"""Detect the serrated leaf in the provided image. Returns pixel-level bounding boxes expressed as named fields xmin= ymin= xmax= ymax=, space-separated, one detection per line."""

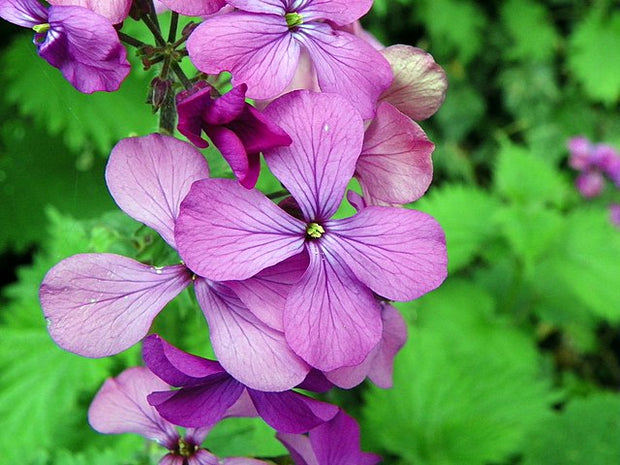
xmin=568 ymin=9 xmax=620 ymax=104
xmin=364 ymin=280 xmax=554 ymax=465
xmin=522 ymin=394 xmax=620 ymax=465
xmin=1 ymin=35 xmax=157 ymax=156
xmin=435 ymin=81 xmax=486 ymax=141
xmin=494 ymin=140 xmax=571 ymax=207
xmin=415 ymin=184 xmax=501 ymax=272
xmin=501 ymin=0 xmax=559 ymax=62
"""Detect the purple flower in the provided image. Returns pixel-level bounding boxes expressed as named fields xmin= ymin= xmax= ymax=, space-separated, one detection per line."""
xmin=575 ymin=170 xmax=605 ymax=198
xmin=158 ymin=0 xmax=226 ymax=15
xmin=46 ymin=0 xmax=132 ymax=24
xmin=277 ymin=409 xmax=381 ymax=465
xmin=186 ymin=0 xmax=393 ymax=119
xmin=143 ymin=334 xmax=339 ymax=433
xmin=177 ymin=81 xmax=292 ymax=188
xmin=88 ymin=366 xmax=268 ymax=465
xmin=174 ymin=90 xmax=447 ymax=371
xmin=0 ymin=0 xmax=130 ymax=93
xmin=568 ymin=136 xmax=593 ymax=171
xmin=40 ymin=134 xmax=309 ymax=391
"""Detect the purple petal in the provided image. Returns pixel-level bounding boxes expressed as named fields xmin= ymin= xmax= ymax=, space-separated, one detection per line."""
xmin=39 ymin=6 xmax=130 ymax=93
xmin=366 ymin=302 xmax=407 ymax=388
xmin=177 ymin=82 xmax=216 ymax=149
xmin=187 ymin=12 xmax=298 ymax=100
xmin=105 ymin=134 xmax=210 ymax=249
xmin=323 ymin=206 xmax=448 ymax=301
xmin=357 ymin=102 xmax=434 ymax=205
xmin=299 ymin=0 xmax=372 ymax=25
xmin=40 ymin=254 xmax=191 ymax=357
xmin=227 ymin=0 xmax=285 ymax=15
xmin=88 ymin=367 xmax=179 ymax=447
xmin=248 ymin=389 xmax=338 ymax=434
xmin=0 ymin=0 xmax=47 ymax=27
xmin=142 ymin=334 xmax=226 ymax=386
xmin=47 ymin=0 xmax=131 ymax=24
xmin=275 ymin=433 xmax=316 ymax=465
xmin=187 ymin=450 xmax=220 ymax=465
xmin=194 ymin=279 xmax=310 ymax=391
xmin=175 ymin=178 xmax=306 ymax=280
xmin=205 ymin=125 xmax=257 ymax=188
xmin=148 ymin=376 xmax=244 ymax=428
xmin=202 ymin=84 xmax=246 ymax=125
xmin=225 ymin=251 xmax=309 ymax=331
xmin=228 ymin=105 xmax=293 ymax=156
xmin=158 ymin=0 xmax=225 ymax=15
xmin=298 ymin=26 xmax=392 ymax=119
xmin=284 ymin=242 xmax=382 ymax=371
xmin=381 ymin=45 xmax=447 ymax=120
xmin=263 ymin=90 xmax=364 ymax=221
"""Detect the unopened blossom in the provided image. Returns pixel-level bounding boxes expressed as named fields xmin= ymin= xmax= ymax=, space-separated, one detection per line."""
xmin=175 ymin=91 xmax=447 ymax=371
xmin=0 ymin=0 xmax=130 ymax=93
xmin=144 ymin=334 xmax=339 ymax=433
xmin=89 ymin=366 xmax=268 ymax=465
xmin=277 ymin=409 xmax=381 ymax=465
xmin=40 ymin=134 xmax=308 ymax=391
xmin=187 ymin=0 xmax=392 ymax=118
xmin=177 ymin=81 xmax=292 ymax=188
xmin=46 ymin=0 xmax=132 ymax=24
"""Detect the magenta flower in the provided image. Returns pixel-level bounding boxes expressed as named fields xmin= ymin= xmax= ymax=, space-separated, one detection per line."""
xmin=177 ymin=81 xmax=292 ymax=188
xmin=0 ymin=0 xmax=130 ymax=93
xmin=158 ymin=0 xmax=226 ymax=15
xmin=46 ymin=0 xmax=132 ymax=24
xmin=143 ymin=334 xmax=339 ymax=433
xmin=175 ymin=91 xmax=447 ymax=371
xmin=186 ymin=0 xmax=392 ymax=118
xmin=40 ymin=134 xmax=309 ymax=391
xmin=89 ymin=366 xmax=268 ymax=465
xmin=277 ymin=409 xmax=381 ymax=465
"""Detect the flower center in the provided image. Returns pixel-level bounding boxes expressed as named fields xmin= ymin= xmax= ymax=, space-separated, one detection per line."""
xmin=175 ymin=438 xmax=197 ymax=457
xmin=285 ymin=12 xmax=303 ymax=29
xmin=306 ymin=222 xmax=325 ymax=239
xmin=32 ymin=23 xmax=50 ymax=34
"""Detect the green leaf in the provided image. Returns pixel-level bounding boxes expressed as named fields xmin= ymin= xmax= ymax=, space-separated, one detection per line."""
xmin=493 ymin=140 xmax=571 ymax=208
xmin=363 ymin=280 xmax=554 ymax=465
xmin=435 ymin=80 xmax=486 ymax=142
xmin=522 ymin=394 xmax=620 ymax=465
xmin=568 ymin=9 xmax=620 ymax=104
xmin=1 ymin=35 xmax=157 ymax=156
xmin=501 ymin=0 xmax=559 ymax=62
xmin=206 ymin=417 xmax=286 ymax=458
xmin=414 ymin=184 xmax=501 ymax=272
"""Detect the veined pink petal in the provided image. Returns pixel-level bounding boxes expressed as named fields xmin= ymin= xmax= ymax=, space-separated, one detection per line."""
xmin=263 ymin=90 xmax=364 ymax=221
xmin=194 ymin=279 xmax=309 ymax=391
xmin=284 ymin=243 xmax=382 ymax=371
xmin=40 ymin=254 xmax=191 ymax=357
xmin=0 ymin=0 xmax=48 ymax=27
xmin=105 ymin=134 xmax=210 ymax=249
xmin=298 ymin=26 xmax=392 ymax=119
xmin=323 ymin=206 xmax=447 ymax=301
xmin=47 ymin=0 xmax=131 ymax=24
xmin=367 ymin=302 xmax=407 ymax=388
xmin=187 ymin=12 xmax=299 ymax=100
xmin=88 ymin=367 xmax=179 ymax=446
xmin=299 ymin=0 xmax=372 ymax=25
xmin=381 ymin=45 xmax=448 ymax=120
xmin=185 ymin=451 xmax=220 ymax=465
xmin=357 ymin=102 xmax=434 ymax=205
xmin=227 ymin=0 xmax=285 ymax=15
xmin=221 ymin=458 xmax=272 ymax=465
xmin=158 ymin=0 xmax=226 ymax=15
xmin=175 ymin=178 xmax=306 ymax=281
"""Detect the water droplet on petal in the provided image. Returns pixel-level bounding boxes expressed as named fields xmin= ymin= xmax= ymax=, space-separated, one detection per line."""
xmin=323 ymin=124 xmax=330 ymax=132
xmin=89 ymin=298 xmax=97 ymax=304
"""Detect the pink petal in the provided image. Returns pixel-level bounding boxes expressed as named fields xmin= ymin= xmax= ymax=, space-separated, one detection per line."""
xmin=284 ymin=242 xmax=382 ymax=371
xmin=194 ymin=279 xmax=309 ymax=391
xmin=40 ymin=254 xmax=191 ymax=357
xmin=299 ymin=26 xmax=392 ymax=119
xmin=187 ymin=12 xmax=299 ymax=100
xmin=175 ymin=178 xmax=306 ymax=281
xmin=275 ymin=433 xmax=317 ymax=465
xmin=158 ymin=0 xmax=226 ymax=15
xmin=0 ymin=0 xmax=47 ymax=27
xmin=106 ymin=134 xmax=210 ymax=249
xmin=47 ymin=0 xmax=131 ymax=24
xmin=367 ymin=302 xmax=407 ymax=388
xmin=227 ymin=0 xmax=285 ymax=15
xmin=381 ymin=45 xmax=448 ymax=120
xmin=263 ymin=90 xmax=365 ymax=221
xmin=324 ymin=206 xmax=448 ymax=301
xmin=357 ymin=102 xmax=434 ymax=205
xmin=299 ymin=0 xmax=372 ymax=25
xmin=88 ymin=367 xmax=179 ymax=445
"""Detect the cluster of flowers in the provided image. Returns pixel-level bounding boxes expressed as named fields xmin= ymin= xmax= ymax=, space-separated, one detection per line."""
xmin=568 ymin=136 xmax=620 ymax=226
xmin=2 ymin=0 xmax=449 ymax=462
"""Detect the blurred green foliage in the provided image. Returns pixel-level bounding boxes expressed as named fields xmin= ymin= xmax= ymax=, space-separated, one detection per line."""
xmin=1 ymin=1 xmax=619 ymax=465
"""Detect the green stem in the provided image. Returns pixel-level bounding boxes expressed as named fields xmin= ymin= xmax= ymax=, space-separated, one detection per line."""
xmin=168 ymin=11 xmax=179 ymax=43
xmin=118 ymin=31 xmax=147 ymax=48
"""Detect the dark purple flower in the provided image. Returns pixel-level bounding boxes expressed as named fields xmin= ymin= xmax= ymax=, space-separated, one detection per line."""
xmin=186 ymin=0 xmax=392 ymax=119
xmin=277 ymin=409 xmax=381 ymax=465
xmin=174 ymin=90 xmax=447 ymax=372
xmin=177 ymin=81 xmax=292 ymax=188
xmin=88 ymin=366 xmax=268 ymax=465
xmin=0 ymin=0 xmax=130 ymax=93
xmin=143 ymin=334 xmax=339 ymax=434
